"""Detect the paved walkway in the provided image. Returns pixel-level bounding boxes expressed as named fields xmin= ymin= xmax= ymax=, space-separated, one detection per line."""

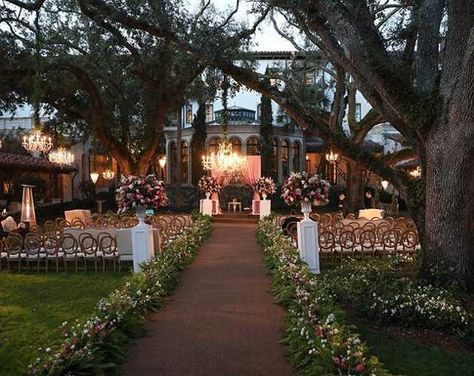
xmin=123 ymin=222 xmax=293 ymax=376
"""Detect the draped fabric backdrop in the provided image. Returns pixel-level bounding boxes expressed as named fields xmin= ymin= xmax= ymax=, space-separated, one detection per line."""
xmin=243 ymin=156 xmax=261 ymax=186
xmin=211 ymin=156 xmax=261 ymax=187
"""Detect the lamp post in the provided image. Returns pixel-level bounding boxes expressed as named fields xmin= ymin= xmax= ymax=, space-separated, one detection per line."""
xmin=325 ymin=150 xmax=339 ymax=184
xmin=20 ymin=184 xmax=36 ymax=227
xmin=159 ymin=155 xmax=167 ymax=182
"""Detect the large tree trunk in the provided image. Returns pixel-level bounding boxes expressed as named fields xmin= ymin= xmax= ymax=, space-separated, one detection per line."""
xmin=345 ymin=158 xmax=365 ymax=211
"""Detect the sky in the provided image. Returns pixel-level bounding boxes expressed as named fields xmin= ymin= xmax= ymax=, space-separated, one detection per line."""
xmin=186 ymin=0 xmax=296 ymax=51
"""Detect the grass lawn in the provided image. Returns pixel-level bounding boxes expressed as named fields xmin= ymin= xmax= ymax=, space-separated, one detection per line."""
xmin=0 ymin=272 xmax=128 ymax=375
xmin=358 ymin=324 xmax=474 ymax=376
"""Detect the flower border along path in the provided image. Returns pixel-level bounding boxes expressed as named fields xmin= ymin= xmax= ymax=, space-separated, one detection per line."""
xmin=28 ymin=214 xmax=212 ymax=376
xmin=257 ymin=218 xmax=389 ymax=376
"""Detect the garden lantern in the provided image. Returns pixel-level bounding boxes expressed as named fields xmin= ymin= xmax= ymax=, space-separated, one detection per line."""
xmin=90 ymin=172 xmax=99 ymax=184
xmin=381 ymin=180 xmax=389 ymax=190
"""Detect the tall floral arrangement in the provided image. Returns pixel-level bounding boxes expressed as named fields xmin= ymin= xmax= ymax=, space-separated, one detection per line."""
xmin=281 ymin=172 xmax=330 ymax=206
xmin=252 ymin=177 xmax=276 ymax=196
xmin=116 ymin=174 xmax=167 ymax=213
xmin=197 ymin=175 xmax=221 ymax=194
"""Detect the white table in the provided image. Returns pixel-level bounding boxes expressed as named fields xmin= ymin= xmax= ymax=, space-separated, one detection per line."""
xmin=359 ymin=208 xmax=385 ymax=219
xmin=228 ymin=202 xmax=242 ymax=212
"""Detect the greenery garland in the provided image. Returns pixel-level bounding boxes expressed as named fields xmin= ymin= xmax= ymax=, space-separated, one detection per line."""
xmin=257 ymin=218 xmax=389 ymax=375
xmin=28 ymin=214 xmax=212 ymax=375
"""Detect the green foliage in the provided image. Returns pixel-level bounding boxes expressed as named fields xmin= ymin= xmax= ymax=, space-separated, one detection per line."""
xmin=319 ymin=258 xmax=474 ymax=344
xmin=0 ymin=272 xmax=127 ymax=376
xmin=257 ymin=219 xmax=389 ymax=375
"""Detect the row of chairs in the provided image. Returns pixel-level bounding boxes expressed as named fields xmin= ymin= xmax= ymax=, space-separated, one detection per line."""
xmin=0 ymin=232 xmax=119 ymax=273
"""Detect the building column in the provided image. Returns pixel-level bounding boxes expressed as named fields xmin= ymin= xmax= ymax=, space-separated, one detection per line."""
xmin=277 ymin=138 xmax=283 ymax=184
xmin=288 ymin=140 xmax=294 ymax=174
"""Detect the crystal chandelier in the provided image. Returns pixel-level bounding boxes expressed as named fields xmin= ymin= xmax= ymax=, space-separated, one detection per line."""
xmin=102 ymin=169 xmax=115 ymax=181
xmin=202 ymin=138 xmax=247 ymax=175
xmin=49 ymin=147 xmax=74 ymax=166
xmin=325 ymin=150 xmax=339 ymax=163
xmin=22 ymin=129 xmax=53 ymax=155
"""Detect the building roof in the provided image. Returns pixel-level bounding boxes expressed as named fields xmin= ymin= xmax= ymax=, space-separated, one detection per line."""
xmin=0 ymin=151 xmax=76 ymax=174
xmin=214 ymin=105 xmax=256 ymax=113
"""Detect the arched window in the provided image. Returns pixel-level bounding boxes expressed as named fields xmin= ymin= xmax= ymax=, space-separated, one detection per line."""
xmin=282 ymin=139 xmax=290 ymax=178
xmin=246 ymin=137 xmax=261 ymax=155
xmin=292 ymin=141 xmax=300 ymax=172
xmin=271 ymin=138 xmax=279 ymax=181
xmin=208 ymin=137 xmax=220 ymax=154
xmin=169 ymin=142 xmax=177 ymax=184
xmin=181 ymin=141 xmax=189 ymax=183
xmin=81 ymin=154 xmax=87 ymax=182
xmin=229 ymin=137 xmax=242 ymax=153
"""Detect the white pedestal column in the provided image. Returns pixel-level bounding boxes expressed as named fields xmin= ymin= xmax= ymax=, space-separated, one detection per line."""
xmin=200 ymin=199 xmax=213 ymax=216
xmin=296 ymin=202 xmax=320 ymax=274
xmin=259 ymin=200 xmax=271 ymax=220
xmin=131 ymin=219 xmax=155 ymax=273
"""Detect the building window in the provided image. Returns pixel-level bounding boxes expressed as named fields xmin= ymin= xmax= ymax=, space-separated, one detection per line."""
xmin=257 ymin=104 xmax=262 ymax=120
xmin=229 ymin=137 xmax=242 ymax=153
xmin=208 ymin=137 xmax=220 ymax=154
xmin=292 ymin=141 xmax=300 ymax=172
xmin=170 ymin=142 xmax=177 ymax=184
xmin=282 ymin=139 xmax=290 ymax=178
xmin=181 ymin=141 xmax=189 ymax=183
xmin=355 ymin=103 xmax=362 ymax=122
xmin=185 ymin=104 xmax=193 ymax=124
xmin=205 ymin=104 xmax=214 ymax=122
xmin=271 ymin=138 xmax=279 ymax=181
xmin=304 ymin=71 xmax=315 ymax=85
xmin=246 ymin=137 xmax=261 ymax=155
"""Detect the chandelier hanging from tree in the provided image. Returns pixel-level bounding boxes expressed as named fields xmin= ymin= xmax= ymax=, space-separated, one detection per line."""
xmin=201 ymin=75 xmax=247 ymax=176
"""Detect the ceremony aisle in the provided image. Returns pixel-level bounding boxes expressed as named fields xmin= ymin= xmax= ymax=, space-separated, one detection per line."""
xmin=123 ymin=222 xmax=293 ymax=376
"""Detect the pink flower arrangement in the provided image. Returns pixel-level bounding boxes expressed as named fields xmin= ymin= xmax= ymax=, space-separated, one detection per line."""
xmin=197 ymin=176 xmax=221 ymax=194
xmin=116 ymin=174 xmax=167 ymax=213
xmin=252 ymin=177 xmax=276 ymax=196
xmin=281 ymin=172 xmax=330 ymax=206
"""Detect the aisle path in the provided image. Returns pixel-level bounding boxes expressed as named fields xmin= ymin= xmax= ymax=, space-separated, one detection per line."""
xmin=123 ymin=222 xmax=293 ymax=376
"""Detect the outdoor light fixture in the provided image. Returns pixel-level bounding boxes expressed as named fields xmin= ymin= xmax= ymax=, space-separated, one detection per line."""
xmin=90 ymin=172 xmax=99 ymax=184
xmin=325 ymin=150 xmax=339 ymax=164
xmin=49 ymin=147 xmax=74 ymax=166
xmin=159 ymin=155 xmax=167 ymax=169
xmin=0 ymin=137 xmax=2 ymax=150
xmin=22 ymin=129 xmax=53 ymax=155
xmin=201 ymin=138 xmax=247 ymax=175
xmin=410 ymin=166 xmax=422 ymax=178
xmin=20 ymin=184 xmax=36 ymax=225
xmin=102 ymin=169 xmax=115 ymax=181
xmin=381 ymin=180 xmax=390 ymax=190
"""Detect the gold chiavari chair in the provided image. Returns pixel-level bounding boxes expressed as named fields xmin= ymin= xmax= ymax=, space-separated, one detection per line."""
xmin=61 ymin=233 xmax=80 ymax=272
xmin=4 ymin=233 xmax=23 ymax=272
xmin=401 ymin=230 xmax=419 ymax=254
xmin=79 ymin=233 xmax=99 ymax=272
xmin=318 ymin=230 xmax=335 ymax=264
xmin=358 ymin=229 xmax=376 ymax=258
xmin=24 ymin=232 xmax=44 ymax=272
xmin=337 ymin=230 xmax=356 ymax=261
xmin=42 ymin=233 xmax=60 ymax=272
xmin=99 ymin=233 xmax=119 ymax=272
